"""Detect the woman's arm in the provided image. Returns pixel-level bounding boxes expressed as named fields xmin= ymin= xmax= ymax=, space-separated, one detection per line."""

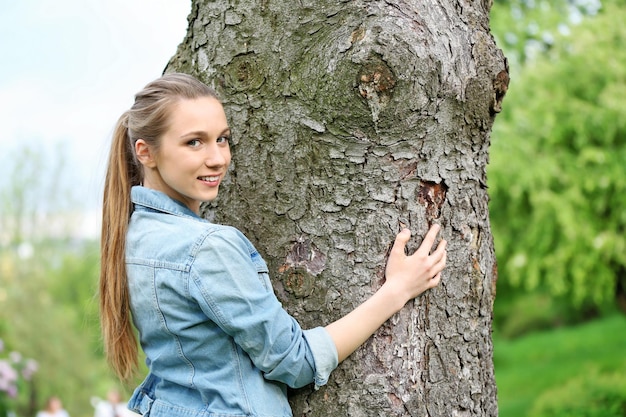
xmin=325 ymin=225 xmax=447 ymax=362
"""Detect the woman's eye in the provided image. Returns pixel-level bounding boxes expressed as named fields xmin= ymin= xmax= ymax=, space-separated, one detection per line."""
xmin=217 ymin=135 xmax=231 ymax=144
xmin=187 ymin=139 xmax=201 ymax=147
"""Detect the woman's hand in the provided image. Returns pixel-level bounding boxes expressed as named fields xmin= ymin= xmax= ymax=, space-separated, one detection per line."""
xmin=325 ymin=224 xmax=447 ymax=362
xmin=384 ymin=225 xmax=447 ymax=308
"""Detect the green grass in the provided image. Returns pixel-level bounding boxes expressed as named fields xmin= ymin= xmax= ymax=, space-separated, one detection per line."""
xmin=494 ymin=314 xmax=626 ymax=417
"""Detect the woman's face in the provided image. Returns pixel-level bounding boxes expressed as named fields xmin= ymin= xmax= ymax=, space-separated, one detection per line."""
xmin=138 ymin=96 xmax=231 ymax=213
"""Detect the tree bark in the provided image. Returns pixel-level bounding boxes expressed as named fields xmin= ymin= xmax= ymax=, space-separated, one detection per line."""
xmin=166 ymin=1 xmax=507 ymax=415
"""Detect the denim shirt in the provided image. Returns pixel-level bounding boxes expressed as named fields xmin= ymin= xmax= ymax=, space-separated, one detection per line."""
xmin=126 ymin=187 xmax=338 ymax=417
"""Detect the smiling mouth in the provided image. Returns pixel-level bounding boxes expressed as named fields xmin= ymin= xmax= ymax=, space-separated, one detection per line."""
xmin=198 ymin=176 xmax=220 ymax=182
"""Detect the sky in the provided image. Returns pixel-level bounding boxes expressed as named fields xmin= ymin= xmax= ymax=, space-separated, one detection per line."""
xmin=0 ymin=0 xmax=191 ymax=237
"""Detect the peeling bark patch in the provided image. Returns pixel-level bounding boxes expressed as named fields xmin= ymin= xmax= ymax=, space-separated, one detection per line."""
xmin=350 ymin=26 xmax=365 ymax=44
xmin=357 ymin=57 xmax=396 ymax=122
xmin=281 ymin=238 xmax=327 ymax=274
xmin=491 ymin=262 xmax=498 ymax=300
xmin=278 ymin=238 xmax=326 ymax=298
xmin=417 ymin=181 xmax=448 ymax=223
xmin=358 ymin=61 xmax=396 ymax=98
xmin=490 ymin=64 xmax=510 ymax=114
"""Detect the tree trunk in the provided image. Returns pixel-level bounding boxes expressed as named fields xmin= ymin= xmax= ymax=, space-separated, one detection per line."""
xmin=166 ymin=1 xmax=507 ymax=415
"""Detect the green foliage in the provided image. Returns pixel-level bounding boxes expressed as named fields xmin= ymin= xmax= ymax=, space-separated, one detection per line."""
xmin=494 ymin=315 xmax=626 ymax=416
xmin=0 ymin=242 xmax=120 ymax=417
xmin=530 ymin=368 xmax=626 ymax=417
xmin=0 ymin=144 xmax=125 ymax=417
xmin=493 ymin=290 xmax=610 ymax=338
xmin=488 ymin=2 xmax=626 ymax=310
xmin=491 ymin=0 xmax=602 ymax=70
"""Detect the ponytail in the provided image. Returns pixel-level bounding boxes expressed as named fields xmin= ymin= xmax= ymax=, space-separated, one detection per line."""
xmin=100 ymin=112 xmax=140 ymax=381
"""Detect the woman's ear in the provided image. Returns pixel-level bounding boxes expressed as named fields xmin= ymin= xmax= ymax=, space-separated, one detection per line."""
xmin=135 ymin=139 xmax=157 ymax=168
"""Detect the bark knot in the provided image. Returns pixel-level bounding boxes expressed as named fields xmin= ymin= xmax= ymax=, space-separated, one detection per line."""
xmin=357 ymin=57 xmax=396 ymax=122
xmin=225 ymin=54 xmax=265 ymax=91
xmin=278 ymin=238 xmax=326 ymax=298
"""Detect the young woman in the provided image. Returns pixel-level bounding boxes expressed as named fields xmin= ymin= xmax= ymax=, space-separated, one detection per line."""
xmin=100 ymin=73 xmax=447 ymax=417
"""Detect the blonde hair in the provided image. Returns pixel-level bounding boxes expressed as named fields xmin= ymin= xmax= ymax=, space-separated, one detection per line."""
xmin=100 ymin=73 xmax=218 ymax=380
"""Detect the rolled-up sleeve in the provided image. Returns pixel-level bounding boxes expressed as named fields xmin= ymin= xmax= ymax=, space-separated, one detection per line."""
xmin=190 ymin=227 xmax=338 ymax=389
xmin=302 ymin=327 xmax=338 ymax=388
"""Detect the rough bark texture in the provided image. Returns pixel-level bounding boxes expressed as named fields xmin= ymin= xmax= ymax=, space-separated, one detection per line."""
xmin=166 ymin=1 xmax=508 ymax=416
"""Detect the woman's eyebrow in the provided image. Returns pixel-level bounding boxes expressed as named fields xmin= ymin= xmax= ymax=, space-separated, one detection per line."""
xmin=180 ymin=130 xmax=206 ymax=138
xmin=181 ymin=128 xmax=231 ymax=138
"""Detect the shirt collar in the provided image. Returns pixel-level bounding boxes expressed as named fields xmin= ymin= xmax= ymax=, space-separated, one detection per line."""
xmin=131 ymin=186 xmax=202 ymax=220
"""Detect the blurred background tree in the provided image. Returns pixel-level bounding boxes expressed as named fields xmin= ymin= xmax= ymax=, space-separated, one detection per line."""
xmin=489 ymin=0 xmax=626 ymax=416
xmin=0 ymin=145 xmax=125 ymax=417
xmin=491 ymin=0 xmax=602 ymax=69
xmin=489 ymin=0 xmax=626 ymax=334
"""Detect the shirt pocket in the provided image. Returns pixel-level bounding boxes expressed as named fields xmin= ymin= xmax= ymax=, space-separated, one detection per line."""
xmin=250 ymin=251 xmax=272 ymax=291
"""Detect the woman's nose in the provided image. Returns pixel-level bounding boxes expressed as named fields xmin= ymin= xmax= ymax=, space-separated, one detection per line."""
xmin=204 ymin=144 xmax=229 ymax=166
